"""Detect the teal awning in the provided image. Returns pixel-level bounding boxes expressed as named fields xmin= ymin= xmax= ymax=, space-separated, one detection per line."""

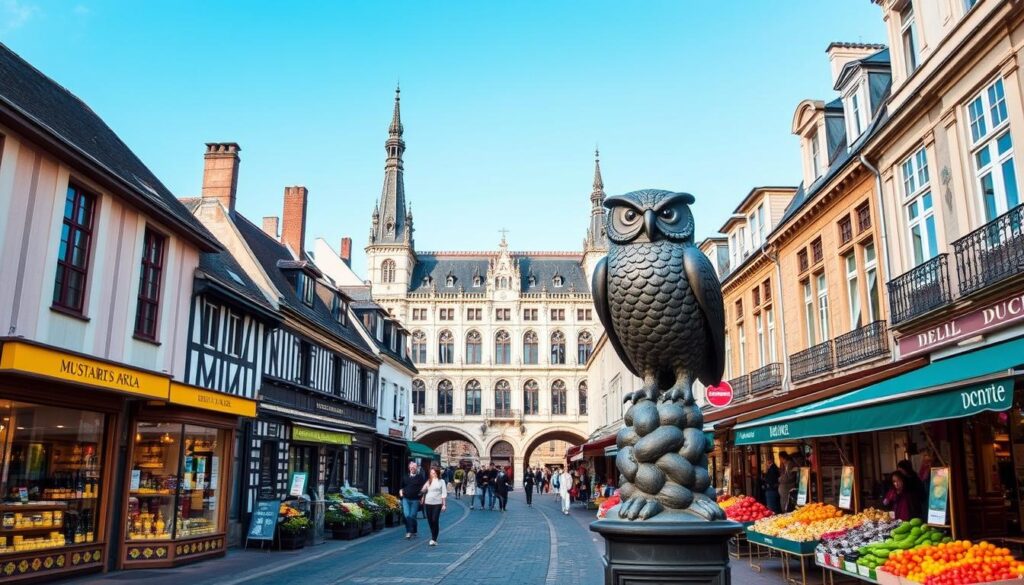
xmin=733 ymin=336 xmax=1024 ymax=446
xmin=407 ymin=441 xmax=439 ymax=460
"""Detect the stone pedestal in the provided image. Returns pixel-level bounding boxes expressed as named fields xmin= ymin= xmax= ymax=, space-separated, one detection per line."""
xmin=590 ymin=515 xmax=743 ymax=585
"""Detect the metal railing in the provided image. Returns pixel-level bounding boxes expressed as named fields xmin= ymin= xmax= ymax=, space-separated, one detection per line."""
xmin=728 ymin=375 xmax=751 ymax=401
xmin=485 ymin=408 xmax=520 ymax=420
xmin=953 ymin=203 xmax=1024 ymax=297
xmin=834 ymin=320 xmax=889 ymax=369
xmin=789 ymin=340 xmax=834 ymax=383
xmin=749 ymin=363 xmax=783 ymax=395
xmin=886 ymin=254 xmax=953 ymax=325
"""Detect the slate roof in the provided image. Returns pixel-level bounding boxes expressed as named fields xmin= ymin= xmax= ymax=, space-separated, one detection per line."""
xmin=234 ymin=213 xmax=377 ymax=360
xmin=0 ymin=43 xmax=218 ymax=250
xmin=408 ymin=253 xmax=589 ymax=294
xmin=352 ymin=303 xmax=418 ymax=373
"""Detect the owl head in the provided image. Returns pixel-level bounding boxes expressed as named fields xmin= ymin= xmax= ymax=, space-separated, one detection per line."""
xmin=603 ymin=189 xmax=696 ymax=244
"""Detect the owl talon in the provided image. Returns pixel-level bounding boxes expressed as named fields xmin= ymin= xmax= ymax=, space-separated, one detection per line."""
xmin=684 ymin=495 xmax=725 ymax=521
xmin=618 ymin=495 xmax=650 ymax=520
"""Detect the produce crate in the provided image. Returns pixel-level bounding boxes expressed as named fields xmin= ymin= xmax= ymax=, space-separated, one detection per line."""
xmin=745 ymin=529 xmax=818 ymax=555
xmin=874 ymin=569 xmax=898 ymax=585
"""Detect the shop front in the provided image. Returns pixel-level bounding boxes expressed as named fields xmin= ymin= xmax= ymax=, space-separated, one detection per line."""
xmin=0 ymin=340 xmax=167 ymax=581
xmin=377 ymin=431 xmax=408 ymax=495
xmin=120 ymin=384 xmax=256 ymax=569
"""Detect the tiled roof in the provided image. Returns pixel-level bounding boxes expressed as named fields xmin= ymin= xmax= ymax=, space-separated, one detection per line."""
xmin=408 ymin=253 xmax=589 ymax=294
xmin=0 ymin=43 xmax=217 ymax=250
xmin=234 ymin=213 xmax=377 ymax=359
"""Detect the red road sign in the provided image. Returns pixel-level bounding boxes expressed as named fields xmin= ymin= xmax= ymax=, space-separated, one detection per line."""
xmin=705 ymin=381 xmax=734 ymax=408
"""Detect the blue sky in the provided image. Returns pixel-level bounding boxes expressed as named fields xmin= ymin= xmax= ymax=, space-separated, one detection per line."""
xmin=3 ymin=1 xmax=885 ymax=275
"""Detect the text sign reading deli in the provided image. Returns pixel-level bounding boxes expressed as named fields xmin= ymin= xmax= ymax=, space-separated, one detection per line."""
xmin=898 ymin=291 xmax=1024 ymax=358
xmin=0 ymin=340 xmax=168 ymax=399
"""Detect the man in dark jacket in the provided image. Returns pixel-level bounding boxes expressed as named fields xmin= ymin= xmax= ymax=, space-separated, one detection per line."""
xmin=478 ymin=463 xmax=493 ymax=510
xmin=523 ymin=466 xmax=536 ymax=507
xmin=494 ymin=469 xmax=511 ymax=512
xmin=399 ymin=461 xmax=427 ymax=538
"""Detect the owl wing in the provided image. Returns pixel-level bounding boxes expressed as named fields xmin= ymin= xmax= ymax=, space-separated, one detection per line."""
xmin=682 ymin=246 xmax=725 ymax=386
xmin=592 ymin=256 xmax=640 ymax=377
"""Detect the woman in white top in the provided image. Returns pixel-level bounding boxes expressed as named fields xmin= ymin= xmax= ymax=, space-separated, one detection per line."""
xmin=465 ymin=468 xmax=477 ymax=510
xmin=420 ymin=467 xmax=448 ymax=546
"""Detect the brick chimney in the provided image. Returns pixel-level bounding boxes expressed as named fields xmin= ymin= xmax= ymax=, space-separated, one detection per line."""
xmin=340 ymin=237 xmax=352 ymax=267
xmin=281 ymin=186 xmax=308 ymax=258
xmin=262 ymin=216 xmax=279 ymax=239
xmin=202 ymin=143 xmax=241 ymax=211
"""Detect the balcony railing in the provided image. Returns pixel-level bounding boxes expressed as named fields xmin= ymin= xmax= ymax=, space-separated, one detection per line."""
xmin=953 ymin=203 xmax=1024 ymax=297
xmin=728 ymin=375 xmax=751 ymax=401
xmin=789 ymin=340 xmax=834 ymax=383
xmin=485 ymin=408 xmax=520 ymax=420
xmin=834 ymin=320 xmax=889 ymax=369
xmin=749 ymin=363 xmax=783 ymax=395
xmin=886 ymin=254 xmax=953 ymax=325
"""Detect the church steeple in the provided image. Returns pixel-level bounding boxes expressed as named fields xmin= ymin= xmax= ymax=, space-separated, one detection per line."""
xmin=584 ymin=148 xmax=608 ymax=252
xmin=370 ymin=86 xmax=411 ymax=246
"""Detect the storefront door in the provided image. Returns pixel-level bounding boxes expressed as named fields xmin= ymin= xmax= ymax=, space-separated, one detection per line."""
xmin=289 ymin=445 xmax=318 ymax=497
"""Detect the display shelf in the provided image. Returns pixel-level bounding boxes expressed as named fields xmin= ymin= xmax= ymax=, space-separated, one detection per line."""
xmin=815 ymin=557 xmax=878 ymax=584
xmin=0 ymin=524 xmax=63 ymax=533
xmin=745 ymin=529 xmax=819 ymax=555
xmin=0 ymin=503 xmax=69 ymax=512
xmin=128 ymin=492 xmax=175 ymax=497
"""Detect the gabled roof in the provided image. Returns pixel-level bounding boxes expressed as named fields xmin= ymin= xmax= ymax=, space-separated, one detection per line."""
xmin=0 ymin=42 xmax=218 ymax=251
xmin=351 ymin=303 xmax=418 ymax=373
xmin=234 ymin=213 xmax=376 ymax=360
xmin=834 ymin=48 xmax=891 ymax=91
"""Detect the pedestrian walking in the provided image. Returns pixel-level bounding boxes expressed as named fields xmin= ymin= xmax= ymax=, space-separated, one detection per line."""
xmin=763 ymin=457 xmax=781 ymax=513
xmin=778 ymin=452 xmax=797 ymax=513
xmin=478 ymin=463 xmax=493 ymax=510
xmin=557 ymin=468 xmax=571 ymax=514
xmin=534 ymin=468 xmax=543 ymax=494
xmin=465 ymin=467 xmax=477 ymax=509
xmin=453 ymin=467 xmax=464 ymax=499
xmin=523 ymin=466 xmax=536 ymax=506
xmin=399 ymin=461 xmax=427 ymax=539
xmin=494 ymin=468 xmax=511 ymax=512
xmin=420 ymin=467 xmax=448 ymax=546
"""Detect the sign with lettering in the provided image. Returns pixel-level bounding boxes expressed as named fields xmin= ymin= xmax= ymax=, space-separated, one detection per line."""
xmin=705 ymin=381 xmax=734 ymax=408
xmin=288 ymin=472 xmax=308 ymax=497
xmin=291 ymin=425 xmax=352 ymax=445
xmin=169 ymin=383 xmax=257 ymax=417
xmin=388 ymin=428 xmax=404 ymax=438
xmin=247 ymin=500 xmax=279 ymax=541
xmin=898 ymin=291 xmax=1024 ymax=358
xmin=0 ymin=341 xmax=168 ymax=399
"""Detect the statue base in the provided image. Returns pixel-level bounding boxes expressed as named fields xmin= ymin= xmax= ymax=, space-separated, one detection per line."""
xmin=590 ymin=513 xmax=743 ymax=585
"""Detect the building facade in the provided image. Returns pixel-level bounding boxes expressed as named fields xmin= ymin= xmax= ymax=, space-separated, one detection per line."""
xmin=364 ymin=90 xmax=602 ymax=475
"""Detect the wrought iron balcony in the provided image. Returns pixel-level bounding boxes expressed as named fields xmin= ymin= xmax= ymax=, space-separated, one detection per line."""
xmin=953 ymin=203 xmax=1024 ymax=297
xmin=789 ymin=340 xmax=834 ymax=383
xmin=886 ymin=254 xmax=953 ymax=325
xmin=749 ymin=363 xmax=783 ymax=395
xmin=834 ymin=320 xmax=889 ymax=369
xmin=728 ymin=375 xmax=751 ymax=401
xmin=485 ymin=408 xmax=520 ymax=420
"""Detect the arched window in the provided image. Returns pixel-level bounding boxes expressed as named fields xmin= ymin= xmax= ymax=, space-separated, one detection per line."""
xmin=494 ymin=330 xmax=511 ymax=365
xmin=446 ymin=275 xmax=455 ymax=287
xmin=473 ymin=275 xmax=482 ymax=287
xmin=523 ymin=379 xmax=539 ymax=415
xmin=381 ymin=259 xmax=396 ymax=284
xmin=412 ymin=379 xmax=425 ymax=415
xmin=465 ymin=379 xmax=481 ymax=416
xmin=411 ymin=330 xmax=427 ymax=363
xmin=528 ymin=275 xmax=536 ymax=287
xmin=578 ymin=381 xmax=588 ymax=415
xmin=498 ymin=276 xmax=507 ymax=289
xmin=437 ymin=379 xmax=453 ymax=414
xmin=523 ymin=331 xmax=539 ymax=365
xmin=577 ymin=331 xmax=593 ymax=364
xmin=551 ymin=379 xmax=567 ymax=415
xmin=465 ymin=330 xmax=482 ymax=364
xmin=553 ymin=275 xmax=564 ymax=287
xmin=438 ymin=330 xmax=454 ymax=364
xmin=550 ymin=330 xmax=566 ymax=365
xmin=494 ymin=379 xmax=511 ymax=415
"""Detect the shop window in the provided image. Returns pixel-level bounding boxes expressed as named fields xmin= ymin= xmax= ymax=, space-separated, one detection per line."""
xmin=0 ymin=401 xmax=106 ymax=552
xmin=127 ymin=421 xmax=227 ymax=541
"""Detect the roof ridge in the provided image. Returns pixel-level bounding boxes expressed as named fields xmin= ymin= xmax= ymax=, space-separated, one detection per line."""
xmin=0 ymin=42 xmax=100 ymax=116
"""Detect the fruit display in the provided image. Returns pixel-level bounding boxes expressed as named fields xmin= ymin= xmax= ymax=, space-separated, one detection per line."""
xmin=723 ymin=496 xmax=773 ymax=523
xmin=750 ymin=504 xmax=853 ymax=542
xmin=856 ymin=519 xmax=949 ymax=571
xmin=818 ymin=517 xmax=901 ymax=558
xmin=717 ymin=495 xmax=742 ymax=509
xmin=881 ymin=540 xmax=1024 ymax=584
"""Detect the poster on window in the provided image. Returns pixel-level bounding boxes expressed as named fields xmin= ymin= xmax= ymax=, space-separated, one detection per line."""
xmin=927 ymin=467 xmax=950 ymax=526
xmin=289 ymin=471 xmax=308 ymax=497
xmin=838 ymin=466 xmax=854 ymax=509
xmin=796 ymin=467 xmax=811 ymax=506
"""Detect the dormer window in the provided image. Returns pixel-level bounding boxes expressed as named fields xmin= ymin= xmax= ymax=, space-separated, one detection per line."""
xmin=553 ymin=275 xmax=564 ymax=288
xmin=810 ymin=130 xmax=823 ymax=179
xmin=528 ymin=275 xmax=536 ymax=287
xmin=900 ymin=3 xmax=919 ymax=76
xmin=301 ymin=274 xmax=315 ymax=307
xmin=422 ymin=276 xmax=432 ymax=286
xmin=446 ymin=275 xmax=455 ymax=287
xmin=473 ymin=275 xmax=482 ymax=287
xmin=331 ymin=294 xmax=347 ymax=325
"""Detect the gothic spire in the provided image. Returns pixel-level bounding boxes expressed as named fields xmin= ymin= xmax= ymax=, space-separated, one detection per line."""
xmin=592 ymin=147 xmax=604 ymax=195
xmin=585 ymin=147 xmax=608 ymax=252
xmin=370 ymin=85 xmax=411 ymax=246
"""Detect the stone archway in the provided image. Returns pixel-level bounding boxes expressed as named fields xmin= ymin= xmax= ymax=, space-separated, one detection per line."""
xmin=522 ymin=427 xmax=588 ymax=471
xmin=415 ymin=427 xmax=484 ymax=467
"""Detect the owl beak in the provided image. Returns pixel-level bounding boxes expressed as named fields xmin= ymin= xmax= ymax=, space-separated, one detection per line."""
xmin=643 ymin=209 xmax=660 ymax=241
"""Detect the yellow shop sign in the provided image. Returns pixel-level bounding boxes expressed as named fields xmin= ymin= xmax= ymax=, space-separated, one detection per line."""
xmin=292 ymin=425 xmax=352 ymax=445
xmin=169 ymin=383 xmax=257 ymax=417
xmin=0 ymin=341 xmax=169 ymax=399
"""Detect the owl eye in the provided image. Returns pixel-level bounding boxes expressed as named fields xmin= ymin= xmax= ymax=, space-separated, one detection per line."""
xmin=659 ymin=208 xmax=678 ymax=223
xmin=624 ymin=209 xmax=638 ymax=222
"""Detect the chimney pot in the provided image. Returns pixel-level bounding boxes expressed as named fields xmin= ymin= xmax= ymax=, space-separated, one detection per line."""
xmin=202 ymin=142 xmax=241 ymax=212
xmin=262 ymin=216 xmax=279 ymax=239
xmin=340 ymin=237 xmax=353 ymax=267
xmin=281 ymin=186 xmax=308 ymax=258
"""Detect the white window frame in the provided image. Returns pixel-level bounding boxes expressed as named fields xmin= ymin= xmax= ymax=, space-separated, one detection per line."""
xmin=845 ymin=253 xmax=862 ymax=331
xmin=755 ymin=312 xmax=766 ymax=368
xmin=810 ymin=130 xmax=823 ymax=179
xmin=724 ymin=332 xmax=732 ymax=380
xmin=864 ymin=243 xmax=881 ymax=323
xmin=845 ymin=85 xmax=867 ymax=141
xmin=766 ymin=308 xmax=777 ymax=362
xmin=803 ymin=281 xmax=816 ymax=346
xmin=902 ymin=146 xmax=939 ymax=266
xmin=900 ymin=3 xmax=919 ymax=76
xmin=816 ymin=273 xmax=830 ymax=341
xmin=737 ymin=326 xmax=747 ymax=375
xmin=968 ymin=78 xmax=1019 ymax=222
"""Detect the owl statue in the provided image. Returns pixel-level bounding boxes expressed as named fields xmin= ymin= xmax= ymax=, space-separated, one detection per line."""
xmin=592 ymin=189 xmax=726 ymax=521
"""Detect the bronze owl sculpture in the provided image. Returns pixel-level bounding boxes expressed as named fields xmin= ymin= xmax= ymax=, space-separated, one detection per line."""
xmin=592 ymin=189 xmax=726 ymax=521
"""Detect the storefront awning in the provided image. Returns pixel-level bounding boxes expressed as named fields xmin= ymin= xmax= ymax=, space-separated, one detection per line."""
xmin=582 ymin=433 xmax=616 ymax=456
xmin=734 ymin=336 xmax=1024 ymax=445
xmin=407 ymin=441 xmax=439 ymax=460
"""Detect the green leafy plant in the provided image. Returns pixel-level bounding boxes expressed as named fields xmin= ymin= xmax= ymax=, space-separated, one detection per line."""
xmin=280 ymin=516 xmax=309 ymax=534
xmin=326 ymin=506 xmax=357 ymax=527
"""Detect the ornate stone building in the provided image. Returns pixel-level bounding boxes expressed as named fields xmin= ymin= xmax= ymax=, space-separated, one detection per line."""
xmin=366 ymin=88 xmax=606 ymax=475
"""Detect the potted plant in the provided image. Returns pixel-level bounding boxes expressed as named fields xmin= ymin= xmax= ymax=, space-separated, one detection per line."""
xmin=359 ymin=499 xmax=385 ymax=531
xmin=325 ymin=507 xmax=359 ymax=540
xmin=375 ymin=494 xmax=401 ymax=527
xmin=278 ymin=516 xmax=309 ymax=550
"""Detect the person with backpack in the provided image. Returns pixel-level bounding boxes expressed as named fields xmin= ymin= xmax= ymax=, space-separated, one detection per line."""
xmin=453 ymin=467 xmax=464 ymax=500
